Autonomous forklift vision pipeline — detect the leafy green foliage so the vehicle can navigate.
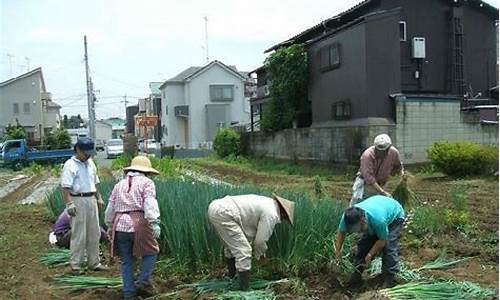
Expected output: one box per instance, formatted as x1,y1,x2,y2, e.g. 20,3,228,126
427,141,498,177
313,175,323,197
40,249,71,267
43,128,72,149
54,275,122,291
261,44,309,133
409,206,445,237
4,122,26,140
110,154,133,170
213,128,241,158
110,155,182,178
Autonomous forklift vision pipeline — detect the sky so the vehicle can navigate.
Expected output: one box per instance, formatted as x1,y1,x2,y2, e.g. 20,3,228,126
1,0,499,120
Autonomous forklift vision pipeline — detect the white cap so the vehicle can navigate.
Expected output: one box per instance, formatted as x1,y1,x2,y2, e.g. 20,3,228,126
374,134,392,150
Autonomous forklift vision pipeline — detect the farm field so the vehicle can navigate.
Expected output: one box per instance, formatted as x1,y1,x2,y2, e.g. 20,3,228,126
0,156,498,299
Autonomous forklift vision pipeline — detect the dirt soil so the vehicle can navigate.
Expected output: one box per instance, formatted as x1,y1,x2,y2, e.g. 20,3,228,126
0,162,497,299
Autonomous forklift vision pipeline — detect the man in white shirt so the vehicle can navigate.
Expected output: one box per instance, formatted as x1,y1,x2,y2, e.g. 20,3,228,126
208,194,295,290
60,137,107,274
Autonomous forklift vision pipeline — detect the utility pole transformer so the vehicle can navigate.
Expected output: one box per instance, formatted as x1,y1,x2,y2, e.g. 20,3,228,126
84,35,96,141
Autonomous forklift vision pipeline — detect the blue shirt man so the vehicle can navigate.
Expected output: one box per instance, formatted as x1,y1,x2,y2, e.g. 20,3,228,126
335,196,405,288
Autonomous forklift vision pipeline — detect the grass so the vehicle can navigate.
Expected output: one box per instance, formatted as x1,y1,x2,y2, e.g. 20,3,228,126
190,154,357,180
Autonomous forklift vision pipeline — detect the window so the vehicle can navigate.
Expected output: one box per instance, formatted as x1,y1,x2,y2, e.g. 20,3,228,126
320,42,341,72
210,85,234,101
399,21,407,41
331,100,351,120
13,103,19,114
23,103,30,114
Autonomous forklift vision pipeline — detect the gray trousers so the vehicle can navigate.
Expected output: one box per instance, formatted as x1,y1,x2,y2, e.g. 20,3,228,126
70,196,101,270
354,218,404,275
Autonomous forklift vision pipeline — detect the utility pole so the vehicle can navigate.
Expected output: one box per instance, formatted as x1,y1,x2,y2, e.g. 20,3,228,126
6,53,14,77
123,94,128,119
84,35,96,140
204,16,209,64
25,57,30,72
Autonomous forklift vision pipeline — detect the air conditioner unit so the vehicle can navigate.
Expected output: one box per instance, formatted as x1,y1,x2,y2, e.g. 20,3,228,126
412,37,426,59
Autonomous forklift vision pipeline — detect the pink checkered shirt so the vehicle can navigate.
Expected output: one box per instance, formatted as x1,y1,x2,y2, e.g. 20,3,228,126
105,172,160,232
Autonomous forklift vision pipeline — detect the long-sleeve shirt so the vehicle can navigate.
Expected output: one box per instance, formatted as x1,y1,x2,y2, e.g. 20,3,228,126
227,194,282,259
104,172,160,232
359,146,403,186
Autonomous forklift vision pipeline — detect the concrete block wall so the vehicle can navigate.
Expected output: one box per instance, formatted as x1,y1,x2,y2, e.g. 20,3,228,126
242,125,395,163
395,99,499,163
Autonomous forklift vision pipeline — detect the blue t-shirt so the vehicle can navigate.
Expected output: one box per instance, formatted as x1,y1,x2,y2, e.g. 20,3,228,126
338,196,405,240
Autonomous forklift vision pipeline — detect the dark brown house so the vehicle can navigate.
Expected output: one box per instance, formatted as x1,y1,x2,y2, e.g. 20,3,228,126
251,0,498,128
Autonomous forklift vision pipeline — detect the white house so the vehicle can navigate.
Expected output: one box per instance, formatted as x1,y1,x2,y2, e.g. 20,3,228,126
0,68,61,143
159,61,250,149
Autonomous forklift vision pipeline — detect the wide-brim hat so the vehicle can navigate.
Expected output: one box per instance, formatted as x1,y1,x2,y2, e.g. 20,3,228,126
272,194,295,226
374,134,392,151
123,155,159,175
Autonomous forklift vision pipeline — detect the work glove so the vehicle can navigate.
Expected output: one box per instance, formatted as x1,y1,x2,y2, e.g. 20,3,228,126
151,222,161,239
97,198,105,209
67,202,77,216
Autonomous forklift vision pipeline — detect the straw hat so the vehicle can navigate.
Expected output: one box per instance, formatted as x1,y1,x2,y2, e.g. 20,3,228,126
123,155,159,175
272,194,295,226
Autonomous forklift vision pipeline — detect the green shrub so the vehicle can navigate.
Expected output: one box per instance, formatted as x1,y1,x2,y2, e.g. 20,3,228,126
213,129,241,158
110,155,133,170
427,142,498,177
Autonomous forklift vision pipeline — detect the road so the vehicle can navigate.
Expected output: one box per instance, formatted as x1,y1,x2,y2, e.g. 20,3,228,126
95,150,113,169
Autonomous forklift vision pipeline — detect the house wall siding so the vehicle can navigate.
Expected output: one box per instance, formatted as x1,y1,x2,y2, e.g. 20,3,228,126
187,64,249,148
162,83,186,147
308,22,368,123
0,72,43,140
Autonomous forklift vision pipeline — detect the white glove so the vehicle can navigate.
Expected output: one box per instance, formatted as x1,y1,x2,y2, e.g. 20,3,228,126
151,222,161,239
67,202,77,216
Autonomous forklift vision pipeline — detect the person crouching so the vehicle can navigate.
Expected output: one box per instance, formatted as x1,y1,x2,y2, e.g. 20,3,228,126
208,194,294,290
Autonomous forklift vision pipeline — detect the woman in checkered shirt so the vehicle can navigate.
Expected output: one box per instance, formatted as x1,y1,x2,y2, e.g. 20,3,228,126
105,156,161,300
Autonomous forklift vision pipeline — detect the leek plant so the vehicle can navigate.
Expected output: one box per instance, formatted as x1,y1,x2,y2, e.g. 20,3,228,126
47,180,348,275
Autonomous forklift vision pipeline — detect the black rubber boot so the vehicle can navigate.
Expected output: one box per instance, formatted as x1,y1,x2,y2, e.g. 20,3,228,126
238,271,250,291
226,258,236,278
383,273,397,288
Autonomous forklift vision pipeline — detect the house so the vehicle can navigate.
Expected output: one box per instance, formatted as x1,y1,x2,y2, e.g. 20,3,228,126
104,117,126,138
126,104,139,134
252,0,498,127
0,67,61,143
246,0,498,163
134,82,163,142
159,60,251,149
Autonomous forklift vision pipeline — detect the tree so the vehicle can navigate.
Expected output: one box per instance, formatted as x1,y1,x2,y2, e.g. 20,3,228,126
261,44,309,133
62,115,69,128
4,121,26,140
43,128,72,149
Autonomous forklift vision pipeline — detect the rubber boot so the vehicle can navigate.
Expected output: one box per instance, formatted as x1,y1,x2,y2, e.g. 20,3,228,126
226,258,236,278
238,271,250,291
383,273,397,288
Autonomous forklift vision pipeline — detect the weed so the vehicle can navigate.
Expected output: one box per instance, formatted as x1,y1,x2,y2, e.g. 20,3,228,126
313,175,323,197
408,206,445,237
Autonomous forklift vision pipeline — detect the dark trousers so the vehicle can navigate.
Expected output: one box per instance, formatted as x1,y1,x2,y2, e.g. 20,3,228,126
354,218,404,275
116,232,157,299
